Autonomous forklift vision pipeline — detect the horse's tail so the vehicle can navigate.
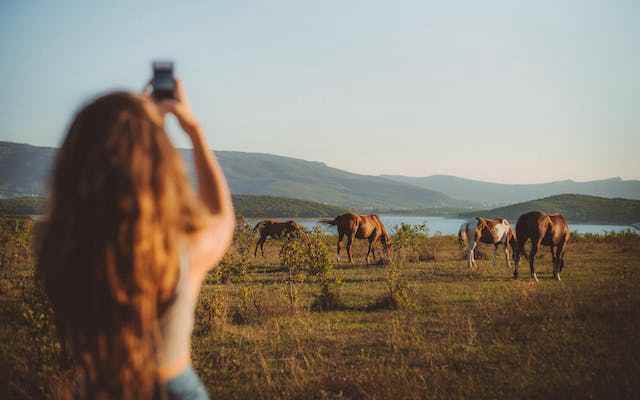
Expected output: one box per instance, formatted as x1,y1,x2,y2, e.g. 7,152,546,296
458,223,468,248
318,217,338,226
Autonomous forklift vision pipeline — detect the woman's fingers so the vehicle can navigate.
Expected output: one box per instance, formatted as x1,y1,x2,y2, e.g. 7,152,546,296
174,79,187,102
154,100,177,118
146,78,199,135
142,80,153,97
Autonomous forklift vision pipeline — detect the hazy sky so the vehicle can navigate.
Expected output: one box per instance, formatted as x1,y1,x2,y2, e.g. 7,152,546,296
1,1,638,183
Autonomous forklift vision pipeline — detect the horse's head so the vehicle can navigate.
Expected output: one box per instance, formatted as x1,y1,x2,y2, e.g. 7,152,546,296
474,217,490,239
508,227,518,253
286,221,306,239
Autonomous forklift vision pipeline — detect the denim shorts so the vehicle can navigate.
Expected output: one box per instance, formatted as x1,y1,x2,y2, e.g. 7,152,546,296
165,365,210,400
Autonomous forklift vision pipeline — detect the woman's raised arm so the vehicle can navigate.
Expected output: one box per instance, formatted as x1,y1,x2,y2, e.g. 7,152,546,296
159,80,235,278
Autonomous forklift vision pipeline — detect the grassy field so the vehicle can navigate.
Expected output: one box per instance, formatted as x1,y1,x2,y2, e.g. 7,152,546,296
2,218,640,399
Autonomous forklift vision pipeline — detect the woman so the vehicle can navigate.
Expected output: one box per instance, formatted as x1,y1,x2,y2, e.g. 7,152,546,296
37,80,235,399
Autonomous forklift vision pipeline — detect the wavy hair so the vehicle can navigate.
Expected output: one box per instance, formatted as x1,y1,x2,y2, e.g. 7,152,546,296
37,92,207,399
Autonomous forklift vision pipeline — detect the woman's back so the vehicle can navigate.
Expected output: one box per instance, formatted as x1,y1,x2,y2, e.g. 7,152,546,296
38,82,235,399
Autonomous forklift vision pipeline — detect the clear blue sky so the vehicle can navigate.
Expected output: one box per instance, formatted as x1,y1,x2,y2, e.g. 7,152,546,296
1,1,638,183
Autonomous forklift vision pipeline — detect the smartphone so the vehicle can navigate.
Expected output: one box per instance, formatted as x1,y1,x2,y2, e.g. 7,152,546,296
151,61,176,100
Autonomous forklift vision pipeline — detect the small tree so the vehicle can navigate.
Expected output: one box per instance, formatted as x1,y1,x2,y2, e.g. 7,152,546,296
391,223,428,262
280,226,343,311
214,216,253,283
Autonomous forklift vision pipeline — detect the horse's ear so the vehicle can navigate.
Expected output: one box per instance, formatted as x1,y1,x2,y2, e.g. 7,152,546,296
475,217,483,223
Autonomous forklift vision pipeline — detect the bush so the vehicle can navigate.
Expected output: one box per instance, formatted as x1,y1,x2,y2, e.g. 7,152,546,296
231,286,265,325
367,260,415,311
311,281,346,312
213,216,253,283
194,289,230,335
281,227,344,311
0,216,34,270
391,223,440,263
573,229,640,244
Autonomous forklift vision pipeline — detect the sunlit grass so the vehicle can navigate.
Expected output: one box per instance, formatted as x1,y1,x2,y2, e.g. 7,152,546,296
2,218,639,399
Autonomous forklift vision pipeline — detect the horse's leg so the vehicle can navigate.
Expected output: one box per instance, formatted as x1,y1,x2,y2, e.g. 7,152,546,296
492,244,498,268
336,232,343,263
513,238,525,279
365,239,373,265
371,241,378,262
530,238,541,282
261,237,267,257
254,237,264,257
556,242,566,281
347,234,354,264
468,241,477,270
550,245,558,280
504,244,511,270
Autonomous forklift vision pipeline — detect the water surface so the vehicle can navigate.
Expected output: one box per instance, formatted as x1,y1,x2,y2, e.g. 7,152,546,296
246,215,638,236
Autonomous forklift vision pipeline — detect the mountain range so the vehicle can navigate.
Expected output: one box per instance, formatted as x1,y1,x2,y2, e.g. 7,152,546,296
383,174,640,207
0,141,471,209
2,140,639,210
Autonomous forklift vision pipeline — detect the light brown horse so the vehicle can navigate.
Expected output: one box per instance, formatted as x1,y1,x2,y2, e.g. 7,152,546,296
513,211,570,282
319,213,391,264
252,220,303,257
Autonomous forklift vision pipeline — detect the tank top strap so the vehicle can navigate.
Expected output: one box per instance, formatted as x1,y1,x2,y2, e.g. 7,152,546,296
176,243,190,291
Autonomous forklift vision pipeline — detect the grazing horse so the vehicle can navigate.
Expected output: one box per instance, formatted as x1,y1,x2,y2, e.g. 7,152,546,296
513,211,570,282
319,213,391,264
252,220,303,257
460,218,517,270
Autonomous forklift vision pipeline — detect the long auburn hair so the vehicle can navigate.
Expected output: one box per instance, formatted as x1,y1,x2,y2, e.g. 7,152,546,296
37,92,208,399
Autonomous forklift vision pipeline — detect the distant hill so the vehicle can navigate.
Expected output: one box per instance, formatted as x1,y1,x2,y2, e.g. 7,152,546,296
0,194,348,218
0,196,45,216
383,174,640,207
372,207,468,217
232,195,348,218
460,194,640,225
0,141,474,209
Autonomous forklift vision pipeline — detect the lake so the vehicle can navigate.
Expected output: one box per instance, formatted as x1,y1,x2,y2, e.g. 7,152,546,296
246,215,639,236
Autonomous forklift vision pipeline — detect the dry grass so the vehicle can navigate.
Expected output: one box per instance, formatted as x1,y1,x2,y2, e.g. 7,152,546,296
2,225,640,399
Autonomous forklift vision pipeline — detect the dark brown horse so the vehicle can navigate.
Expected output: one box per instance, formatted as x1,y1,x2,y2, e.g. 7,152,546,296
513,211,570,281
319,213,391,264
252,220,303,257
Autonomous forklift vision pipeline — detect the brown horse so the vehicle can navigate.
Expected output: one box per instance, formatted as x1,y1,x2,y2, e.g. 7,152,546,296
252,220,303,257
513,211,570,282
319,213,391,264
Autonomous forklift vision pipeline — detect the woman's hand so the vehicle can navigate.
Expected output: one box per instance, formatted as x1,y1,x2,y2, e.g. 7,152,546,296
144,79,201,138
156,79,202,138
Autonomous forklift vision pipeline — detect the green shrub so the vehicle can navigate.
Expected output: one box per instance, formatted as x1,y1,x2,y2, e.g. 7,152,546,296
391,223,439,263
213,216,253,283
311,281,346,311
367,260,415,311
0,216,35,270
231,286,265,325
280,227,344,312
